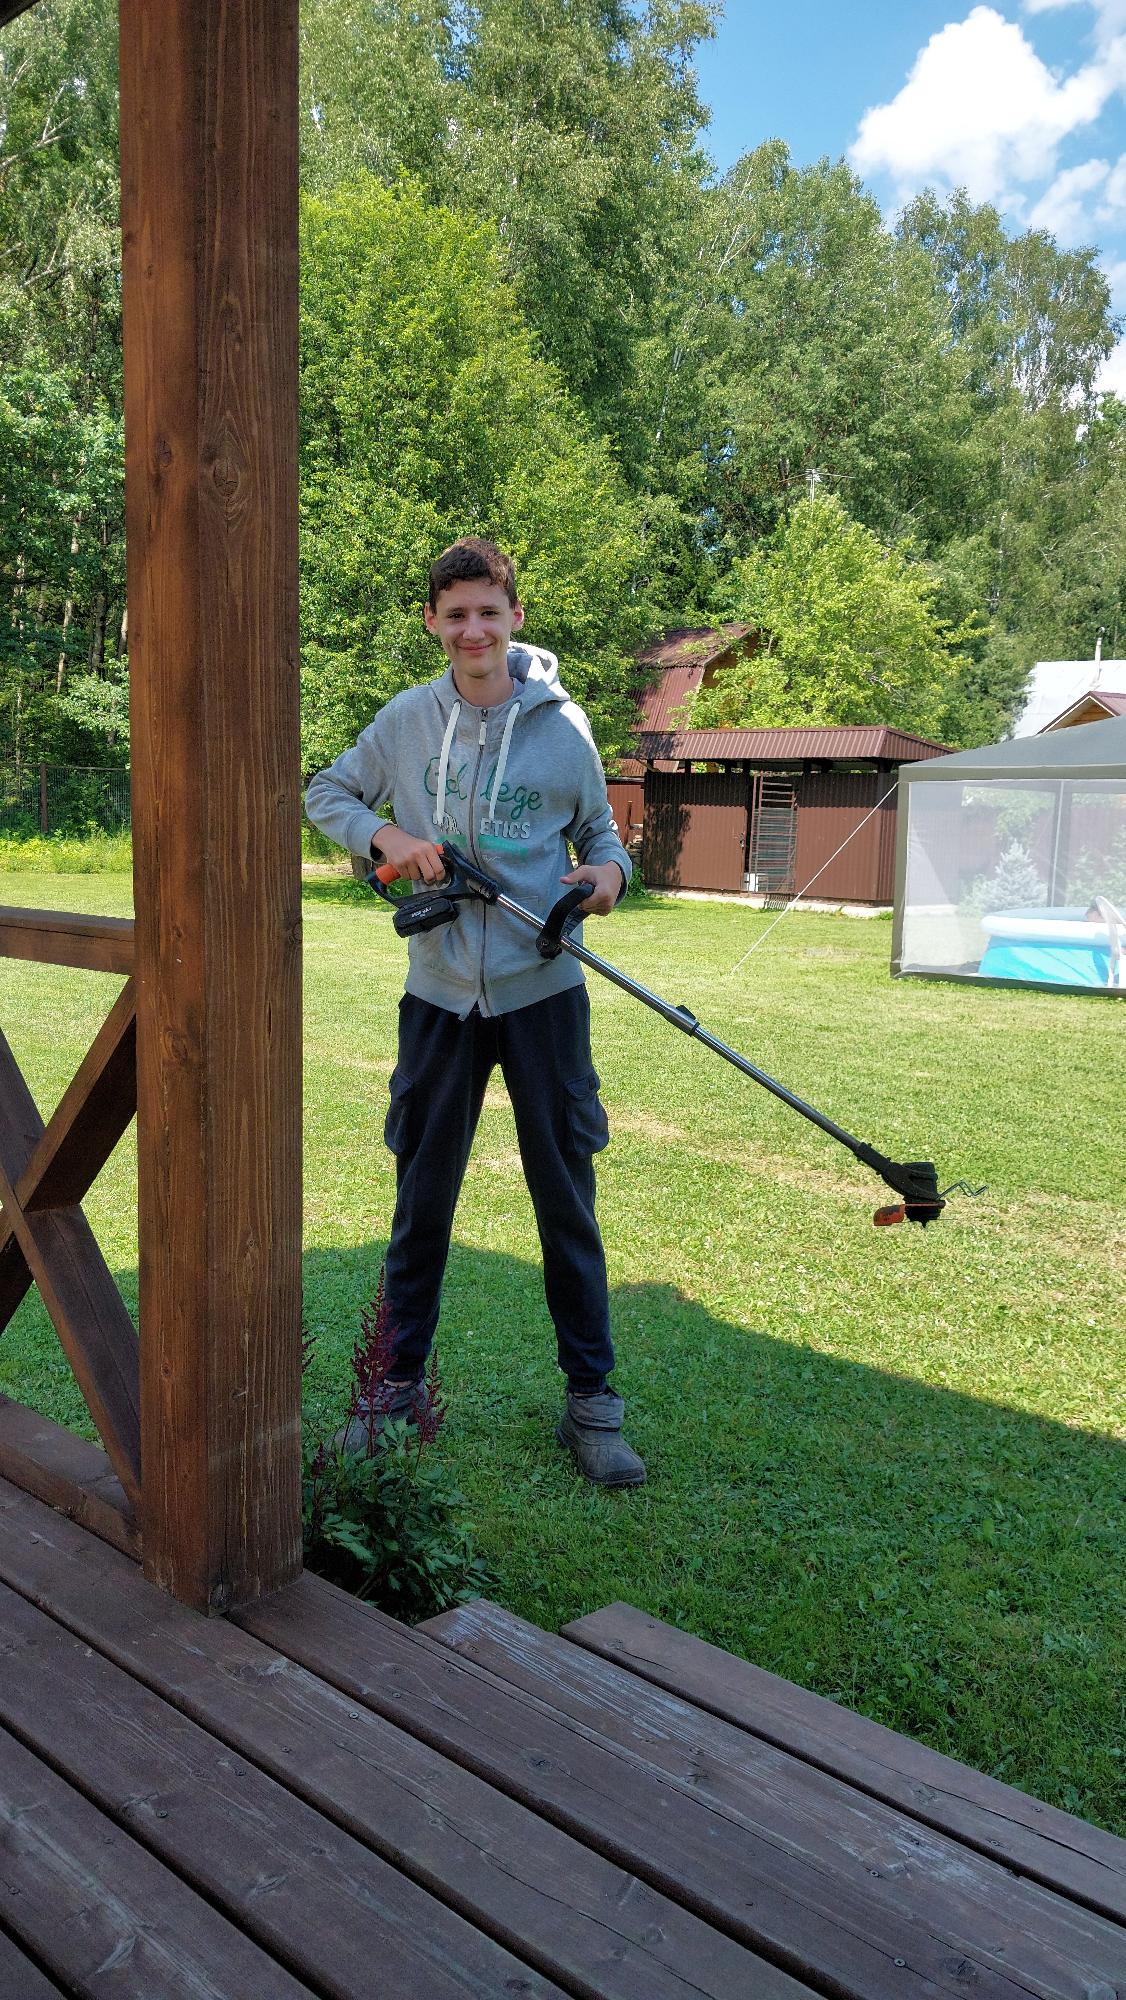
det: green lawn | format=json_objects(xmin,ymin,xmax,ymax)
[{"xmin": 1, "ymin": 869, "xmax": 1123, "ymax": 1835}]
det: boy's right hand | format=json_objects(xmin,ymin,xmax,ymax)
[{"xmin": 371, "ymin": 828, "xmax": 448, "ymax": 884}]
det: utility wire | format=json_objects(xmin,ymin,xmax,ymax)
[{"xmin": 727, "ymin": 777, "xmax": 901, "ymax": 976}]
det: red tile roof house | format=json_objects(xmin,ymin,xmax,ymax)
[{"xmin": 618, "ymin": 624, "xmax": 759, "ymax": 776}]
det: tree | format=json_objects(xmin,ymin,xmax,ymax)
[
  {"xmin": 298, "ymin": 179, "xmax": 654, "ymax": 772},
  {"xmin": 686, "ymin": 495, "xmax": 970, "ymax": 739},
  {"xmin": 700, "ymin": 145, "xmax": 967, "ymax": 555},
  {"xmin": 0, "ymin": 354, "xmax": 125, "ymax": 765},
  {"xmin": 899, "ymin": 189, "xmax": 1116, "ymax": 413},
  {"xmin": 298, "ymin": 0, "xmax": 455, "ymax": 200},
  {"xmin": 0, "ymin": 0, "xmax": 126, "ymax": 765},
  {"xmin": 899, "ymin": 190, "xmax": 1121, "ymax": 684},
  {"xmin": 298, "ymin": 0, "xmax": 717, "ymax": 471}
]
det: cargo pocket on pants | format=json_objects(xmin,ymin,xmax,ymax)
[
  {"xmin": 564, "ymin": 1071, "xmax": 610, "ymax": 1155},
  {"xmin": 384, "ymin": 1070, "xmax": 414, "ymax": 1156}
]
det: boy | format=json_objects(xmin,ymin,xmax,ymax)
[{"xmin": 304, "ymin": 537, "xmax": 645, "ymax": 1487}]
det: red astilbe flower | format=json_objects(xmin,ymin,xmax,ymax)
[
  {"xmin": 340, "ymin": 1264, "xmax": 401, "ymax": 1456},
  {"xmin": 414, "ymin": 1347, "xmax": 448, "ymax": 1448}
]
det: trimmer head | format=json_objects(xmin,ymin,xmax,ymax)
[
  {"xmin": 872, "ymin": 1165, "xmax": 988, "ymax": 1227},
  {"xmin": 856, "ymin": 1149, "xmax": 946, "ymax": 1226}
]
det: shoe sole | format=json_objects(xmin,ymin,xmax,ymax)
[{"xmin": 555, "ymin": 1422, "xmax": 647, "ymax": 1488}]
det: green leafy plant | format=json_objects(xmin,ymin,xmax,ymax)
[
  {"xmin": 302, "ymin": 1270, "xmax": 493, "ymax": 1622},
  {"xmin": 1068, "ymin": 824, "xmax": 1126, "ymax": 908}
]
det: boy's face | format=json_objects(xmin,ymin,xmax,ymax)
[{"xmin": 424, "ymin": 577, "xmax": 524, "ymax": 702}]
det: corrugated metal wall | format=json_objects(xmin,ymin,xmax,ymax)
[
  {"xmin": 641, "ymin": 767, "xmax": 904, "ymax": 901},
  {"xmin": 606, "ymin": 779, "xmax": 645, "ymax": 846},
  {"xmin": 643, "ymin": 770, "xmax": 749, "ymax": 890},
  {"xmin": 792, "ymin": 772, "xmax": 900, "ymax": 903}
]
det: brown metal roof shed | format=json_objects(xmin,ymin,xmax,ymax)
[
  {"xmin": 636, "ymin": 726, "xmax": 948, "ymax": 902},
  {"xmin": 638, "ymin": 725, "xmax": 949, "ymax": 765}
]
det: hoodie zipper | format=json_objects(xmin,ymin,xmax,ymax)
[{"xmin": 467, "ymin": 709, "xmax": 491, "ymax": 1012}]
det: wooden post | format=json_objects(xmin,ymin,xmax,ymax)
[
  {"xmin": 119, "ymin": 0, "xmax": 302, "ymax": 1610},
  {"xmin": 38, "ymin": 763, "xmax": 48, "ymax": 837}
]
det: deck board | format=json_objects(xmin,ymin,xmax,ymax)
[
  {"xmin": 0, "ymin": 1467, "xmax": 1120, "ymax": 2000},
  {"xmin": 562, "ymin": 1600, "xmax": 1126, "ymax": 1925},
  {"xmin": 0, "ymin": 1924, "xmax": 64, "ymax": 1996},
  {"xmin": 244, "ymin": 1572, "xmax": 1121, "ymax": 2000},
  {"xmin": 422, "ymin": 1597, "xmax": 1126, "ymax": 2000},
  {"xmin": 0, "ymin": 1477, "xmax": 802, "ymax": 2000},
  {"xmin": 0, "ymin": 1721, "xmax": 312, "ymax": 1998},
  {"xmin": 0, "ymin": 1578, "xmax": 563, "ymax": 2000}
]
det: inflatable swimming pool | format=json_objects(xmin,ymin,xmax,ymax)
[{"xmin": 978, "ymin": 906, "xmax": 1123, "ymax": 988}]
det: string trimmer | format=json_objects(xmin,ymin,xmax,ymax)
[{"xmin": 370, "ymin": 842, "xmax": 983, "ymax": 1227}]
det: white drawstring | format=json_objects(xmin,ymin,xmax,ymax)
[
  {"xmin": 488, "ymin": 701, "xmax": 521, "ymax": 821},
  {"xmin": 433, "ymin": 701, "xmax": 461, "ymax": 828}
]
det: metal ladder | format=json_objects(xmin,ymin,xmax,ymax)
[{"xmin": 750, "ymin": 774, "xmax": 798, "ymax": 907}]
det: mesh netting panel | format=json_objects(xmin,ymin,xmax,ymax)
[{"xmin": 901, "ymin": 777, "xmax": 1126, "ymax": 988}]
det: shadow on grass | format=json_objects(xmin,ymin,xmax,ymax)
[
  {"xmin": 1, "ymin": 1238, "xmax": 1122, "ymax": 1829},
  {"xmin": 302, "ymin": 1242, "xmax": 1126, "ymax": 1833}
]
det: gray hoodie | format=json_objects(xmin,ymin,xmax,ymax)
[{"xmin": 304, "ymin": 643, "xmax": 631, "ymax": 1016}]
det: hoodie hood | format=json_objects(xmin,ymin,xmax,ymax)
[
  {"xmin": 430, "ymin": 643, "xmax": 568, "ymax": 713},
  {"xmin": 430, "ymin": 643, "xmax": 569, "ymax": 830},
  {"xmin": 508, "ymin": 641, "xmax": 567, "ymax": 700}
]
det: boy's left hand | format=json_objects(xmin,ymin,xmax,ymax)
[{"xmin": 560, "ymin": 862, "xmax": 625, "ymax": 916}]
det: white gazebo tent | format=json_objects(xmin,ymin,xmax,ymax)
[{"xmin": 892, "ymin": 717, "xmax": 1126, "ymax": 994}]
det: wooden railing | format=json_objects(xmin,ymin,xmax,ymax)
[{"xmin": 0, "ymin": 913, "xmax": 139, "ymax": 1544}]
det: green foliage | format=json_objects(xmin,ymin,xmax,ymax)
[
  {"xmin": 302, "ymin": 1273, "xmax": 493, "ymax": 1621},
  {"xmin": 0, "ymin": 1, "xmax": 126, "ymax": 766},
  {"xmin": 301, "ymin": 819, "xmax": 345, "ymax": 863},
  {"xmin": 1068, "ymin": 826, "xmax": 1126, "ymax": 909},
  {"xmin": 898, "ymin": 190, "xmax": 1121, "ymax": 684},
  {"xmin": 300, "ymin": 0, "xmax": 717, "ymax": 446},
  {"xmin": 302, "ymin": 1430, "xmax": 494, "ymax": 1620},
  {"xmin": 899, "ymin": 189, "xmax": 1115, "ymax": 413},
  {"xmin": 704, "ymin": 145, "xmax": 964, "ymax": 551},
  {"xmin": 298, "ymin": 178, "xmax": 653, "ymax": 770},
  {"xmin": 687, "ymin": 496, "xmax": 970, "ymax": 737},
  {"xmin": 5, "ymin": 0, "xmax": 1126, "ymax": 765},
  {"xmin": 0, "ymin": 361, "xmax": 126, "ymax": 762}
]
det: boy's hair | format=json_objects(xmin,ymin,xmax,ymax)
[{"xmin": 428, "ymin": 536, "xmax": 518, "ymax": 611}]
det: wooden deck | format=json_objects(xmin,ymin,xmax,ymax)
[{"xmin": 0, "ymin": 1472, "xmax": 1121, "ymax": 1997}]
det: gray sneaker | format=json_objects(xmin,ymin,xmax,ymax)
[
  {"xmin": 334, "ymin": 1378, "xmax": 424, "ymax": 1456},
  {"xmin": 556, "ymin": 1389, "xmax": 646, "ymax": 1488}
]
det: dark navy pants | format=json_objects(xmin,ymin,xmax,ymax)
[{"xmin": 382, "ymin": 985, "xmax": 615, "ymax": 1393}]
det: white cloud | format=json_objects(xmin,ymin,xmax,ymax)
[
  {"xmin": 1099, "ymin": 252, "xmax": 1126, "ymax": 298},
  {"xmin": 1096, "ymin": 335, "xmax": 1126, "ymax": 391},
  {"xmin": 1098, "ymin": 150, "xmax": 1126, "ymax": 213},
  {"xmin": 1024, "ymin": 0, "xmax": 1126, "ymax": 39},
  {"xmin": 850, "ymin": 6, "xmax": 1116, "ymax": 204},
  {"xmin": 1027, "ymin": 156, "xmax": 1110, "ymax": 237}
]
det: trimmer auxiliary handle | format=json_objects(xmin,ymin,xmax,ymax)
[{"xmin": 370, "ymin": 843, "xmax": 977, "ymax": 1226}]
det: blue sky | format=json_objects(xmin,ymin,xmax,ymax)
[{"xmin": 695, "ymin": 1, "xmax": 1126, "ymax": 390}]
